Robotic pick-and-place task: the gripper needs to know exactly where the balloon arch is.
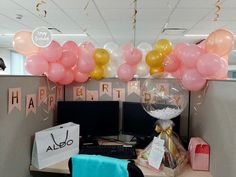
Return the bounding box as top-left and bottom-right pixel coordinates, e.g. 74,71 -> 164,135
12,28 -> 234,91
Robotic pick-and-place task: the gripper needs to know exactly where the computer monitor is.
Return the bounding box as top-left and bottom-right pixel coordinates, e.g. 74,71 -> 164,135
122,102 -> 180,137
122,102 -> 157,137
57,101 -> 120,138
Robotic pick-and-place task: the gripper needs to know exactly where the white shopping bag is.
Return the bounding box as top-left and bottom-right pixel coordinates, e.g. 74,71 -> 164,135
31,122 -> 80,169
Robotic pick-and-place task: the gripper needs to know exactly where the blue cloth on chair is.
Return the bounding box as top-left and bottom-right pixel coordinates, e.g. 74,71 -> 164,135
72,154 -> 129,177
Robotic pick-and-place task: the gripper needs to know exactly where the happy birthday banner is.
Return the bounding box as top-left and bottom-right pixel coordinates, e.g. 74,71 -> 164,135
12,27 -> 234,92
7,85 -> 63,117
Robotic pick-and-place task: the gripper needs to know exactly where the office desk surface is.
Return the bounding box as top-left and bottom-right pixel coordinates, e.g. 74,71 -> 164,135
30,159 -> 212,177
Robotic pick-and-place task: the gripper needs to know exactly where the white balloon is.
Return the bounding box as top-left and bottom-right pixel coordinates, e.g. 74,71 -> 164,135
104,42 -> 119,53
137,42 -> 152,54
110,49 -> 124,64
104,61 -> 118,77
135,62 -> 149,77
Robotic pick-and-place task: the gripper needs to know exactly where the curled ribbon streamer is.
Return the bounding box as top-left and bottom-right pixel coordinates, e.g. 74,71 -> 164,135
36,0 -> 47,17
39,77 -> 57,121
214,0 -> 221,21
192,82 -> 209,115
132,0 -> 137,46
155,123 -> 178,156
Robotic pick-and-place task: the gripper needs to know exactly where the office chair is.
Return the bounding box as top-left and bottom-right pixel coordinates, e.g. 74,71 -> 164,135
68,156 -> 144,177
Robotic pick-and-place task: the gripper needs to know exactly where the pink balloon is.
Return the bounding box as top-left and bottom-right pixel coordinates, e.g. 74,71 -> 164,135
59,69 -> 74,85
47,63 -> 65,82
164,54 -> 181,72
181,69 -> 207,91
178,44 -> 204,68
222,55 -> 228,60
206,29 -> 234,57
79,42 -> 96,58
197,40 -> 206,50
197,53 -> 224,78
62,41 -> 78,57
13,31 -> 39,56
77,57 -> 96,74
171,65 -> 185,79
59,51 -> 77,68
215,58 -> 228,79
121,43 -> 134,52
25,54 -> 48,75
124,48 -> 142,66
73,67 -> 89,83
39,40 -> 62,62
117,63 -> 135,82
173,43 -> 189,57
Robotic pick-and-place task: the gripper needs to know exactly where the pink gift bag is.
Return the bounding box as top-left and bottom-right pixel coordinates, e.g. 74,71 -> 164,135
188,137 -> 210,171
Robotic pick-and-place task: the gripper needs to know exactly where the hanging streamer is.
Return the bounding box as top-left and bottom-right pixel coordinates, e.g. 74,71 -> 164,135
132,0 -> 138,46
40,77 -> 56,121
36,0 -> 47,17
214,0 -> 221,21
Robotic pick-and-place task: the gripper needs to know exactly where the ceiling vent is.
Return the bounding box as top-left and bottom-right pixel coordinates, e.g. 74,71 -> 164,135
161,27 -> 187,35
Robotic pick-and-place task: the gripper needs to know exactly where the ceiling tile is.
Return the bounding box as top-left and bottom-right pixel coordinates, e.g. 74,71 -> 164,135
177,0 -> 215,8
222,0 -> 236,8
136,9 -> 171,21
137,0 -> 179,9
64,8 -> 101,21
94,0 -> 132,9
95,9 -> 133,20
170,8 -> 210,21
204,9 -> 236,21
167,21 -> 196,29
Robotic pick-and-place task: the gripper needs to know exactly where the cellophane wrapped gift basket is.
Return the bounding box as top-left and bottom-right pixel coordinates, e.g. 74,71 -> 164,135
139,78 -> 189,176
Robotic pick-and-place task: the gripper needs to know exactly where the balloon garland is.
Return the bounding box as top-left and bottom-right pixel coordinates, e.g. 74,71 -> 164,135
12,28 -> 234,91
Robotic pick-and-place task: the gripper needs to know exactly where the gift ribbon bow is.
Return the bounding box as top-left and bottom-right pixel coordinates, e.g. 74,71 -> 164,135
155,124 -> 178,156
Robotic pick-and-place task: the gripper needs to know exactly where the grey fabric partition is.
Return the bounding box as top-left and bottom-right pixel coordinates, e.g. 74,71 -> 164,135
0,76 -> 62,177
190,80 -> 236,177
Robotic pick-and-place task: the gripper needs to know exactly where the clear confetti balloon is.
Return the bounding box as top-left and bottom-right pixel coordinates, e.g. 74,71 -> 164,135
141,77 -> 188,120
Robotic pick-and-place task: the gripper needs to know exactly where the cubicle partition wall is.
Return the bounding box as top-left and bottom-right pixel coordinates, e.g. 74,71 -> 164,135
190,80 -> 236,177
0,76 -> 62,177
3,76 -> 235,177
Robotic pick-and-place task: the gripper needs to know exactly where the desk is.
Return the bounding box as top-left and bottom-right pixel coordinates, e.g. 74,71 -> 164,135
30,158 -> 212,177
30,140 -> 213,177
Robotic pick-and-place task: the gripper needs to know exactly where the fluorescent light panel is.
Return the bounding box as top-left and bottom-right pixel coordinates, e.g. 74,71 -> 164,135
0,33 -> 87,37
184,34 -> 208,37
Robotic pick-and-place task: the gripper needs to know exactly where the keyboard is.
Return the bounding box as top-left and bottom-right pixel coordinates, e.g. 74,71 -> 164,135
79,145 -> 137,159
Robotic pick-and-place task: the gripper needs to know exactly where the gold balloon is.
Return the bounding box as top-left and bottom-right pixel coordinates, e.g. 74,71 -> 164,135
154,39 -> 173,56
149,67 -> 164,75
102,65 -> 107,77
90,65 -> 104,80
94,48 -> 110,66
145,50 -> 165,68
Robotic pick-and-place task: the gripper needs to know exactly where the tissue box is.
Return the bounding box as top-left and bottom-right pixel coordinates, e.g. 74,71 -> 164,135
188,137 -> 210,171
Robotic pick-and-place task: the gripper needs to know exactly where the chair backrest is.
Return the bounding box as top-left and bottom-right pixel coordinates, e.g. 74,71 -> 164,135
68,157 -> 144,177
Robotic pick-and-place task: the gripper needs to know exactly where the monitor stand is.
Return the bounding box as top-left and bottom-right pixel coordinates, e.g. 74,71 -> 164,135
80,137 -> 99,146
134,136 -> 154,149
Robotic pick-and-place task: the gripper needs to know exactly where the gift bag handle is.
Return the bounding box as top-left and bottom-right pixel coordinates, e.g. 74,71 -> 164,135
50,130 -> 69,148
